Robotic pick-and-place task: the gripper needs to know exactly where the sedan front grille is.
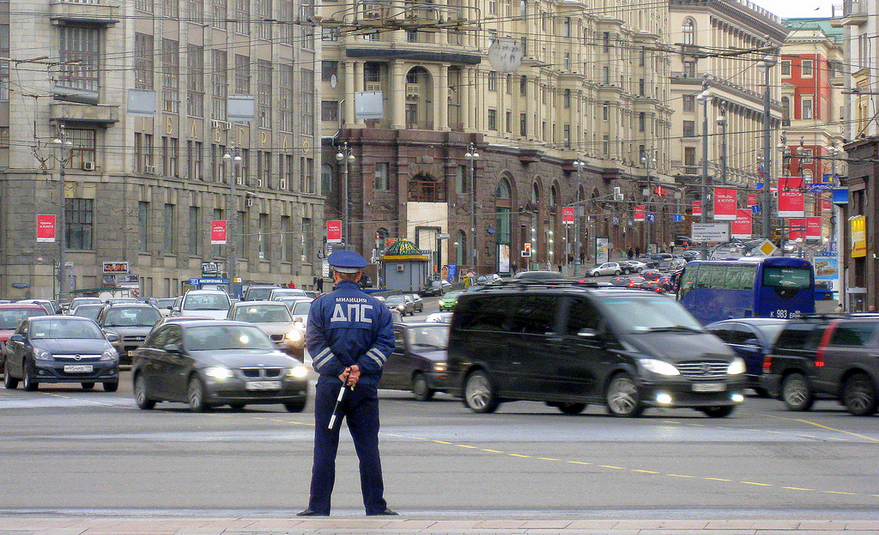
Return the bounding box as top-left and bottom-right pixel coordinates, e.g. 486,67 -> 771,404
676,361 -> 728,379
53,354 -> 102,362
240,367 -> 284,378
270,334 -> 284,342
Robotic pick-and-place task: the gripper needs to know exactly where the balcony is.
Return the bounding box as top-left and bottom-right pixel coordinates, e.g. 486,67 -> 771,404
50,0 -> 120,26
839,0 -> 867,25
50,101 -> 119,125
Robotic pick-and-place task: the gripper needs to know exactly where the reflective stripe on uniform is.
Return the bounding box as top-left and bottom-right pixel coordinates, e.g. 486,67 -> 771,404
313,347 -> 335,371
367,347 -> 386,367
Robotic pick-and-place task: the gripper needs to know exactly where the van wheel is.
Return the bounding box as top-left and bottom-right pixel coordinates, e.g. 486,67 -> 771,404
700,405 -> 735,418
558,402 -> 587,415
606,373 -> 643,417
781,372 -> 813,411
842,372 -> 878,416
412,373 -> 434,401
464,370 -> 499,413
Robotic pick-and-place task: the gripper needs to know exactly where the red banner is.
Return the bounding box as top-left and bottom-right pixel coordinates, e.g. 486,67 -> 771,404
634,205 -> 645,222
747,193 -> 757,207
731,210 -> 752,239
327,220 -> 342,243
692,201 -> 702,217
713,187 -> 737,221
778,177 -> 805,217
37,214 -> 56,243
562,206 -> 575,225
788,218 -> 806,240
807,216 -> 822,240
210,220 -> 227,245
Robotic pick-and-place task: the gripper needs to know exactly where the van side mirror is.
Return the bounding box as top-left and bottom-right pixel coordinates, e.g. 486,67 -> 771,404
9,334 -> 24,343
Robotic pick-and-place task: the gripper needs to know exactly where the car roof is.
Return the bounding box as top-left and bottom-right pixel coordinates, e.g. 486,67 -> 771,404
234,300 -> 288,306
706,318 -> 789,327
0,303 -> 47,309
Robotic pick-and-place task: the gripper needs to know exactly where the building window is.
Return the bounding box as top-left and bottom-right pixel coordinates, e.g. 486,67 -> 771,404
321,164 -> 333,194
138,202 -> 149,252
682,18 -> 695,45
256,0 -> 272,40
519,113 -> 527,136
563,52 -> 570,71
375,162 -> 390,190
322,27 -> 338,41
408,175 -> 445,202
563,89 -> 571,108
602,31 -> 610,52
58,27 -> 100,95
488,108 -> 497,131
136,0 -> 153,12
781,60 -> 791,77
602,135 -> 609,156
65,128 -> 96,169
280,216 -> 290,261
684,146 -> 697,173
683,61 -> 695,78
802,97 -> 813,120
602,102 -> 609,121
188,0 -> 204,23
66,198 -> 93,250
258,213 -> 268,259
799,148 -> 813,164
189,206 -> 200,256
505,110 -> 512,133
161,0 -> 179,18
211,0 -> 226,30
602,66 -> 610,84
638,78 -> 645,96
488,71 -> 497,91
563,124 -> 571,148
187,45 -> 204,118
321,101 -> 339,122
801,59 -> 813,77
257,60 -> 272,128
162,39 -> 179,114
234,0 -> 250,34
235,54 -> 249,94
683,120 -> 695,137
300,69 -> 315,135
211,50 -> 227,121
519,75 -> 527,96
639,47 -> 646,66
279,64 -> 293,131
781,96 -> 791,126
456,165 -> 467,194
187,140 -> 202,179
134,33 -> 154,90
683,94 -> 695,112
638,112 -> 646,132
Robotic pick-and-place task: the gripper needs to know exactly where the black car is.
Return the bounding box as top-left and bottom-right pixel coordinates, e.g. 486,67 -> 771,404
447,284 -> 747,417
96,302 -> 163,363
762,315 -> 879,415
131,319 -> 308,412
421,280 -> 451,297
379,322 -> 451,401
705,318 -> 788,396
3,315 -> 119,391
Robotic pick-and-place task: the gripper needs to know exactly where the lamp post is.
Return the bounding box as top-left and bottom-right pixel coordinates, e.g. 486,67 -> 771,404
52,126 -> 73,304
757,53 -> 776,240
696,83 -> 712,259
573,157 -> 587,276
465,143 -> 479,273
641,152 -> 655,253
335,142 -> 355,248
717,103 -> 727,185
223,148 -> 242,290
777,132 -> 790,256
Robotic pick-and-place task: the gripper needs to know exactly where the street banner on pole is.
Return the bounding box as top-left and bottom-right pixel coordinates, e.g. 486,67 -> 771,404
210,220 -> 227,245
713,187 -> 737,221
692,200 -> 702,217
788,218 -> 806,240
807,216 -> 822,241
731,210 -> 752,239
562,206 -> 574,225
778,177 -> 805,217
37,214 -> 56,243
327,220 -> 342,243
634,205 -> 645,222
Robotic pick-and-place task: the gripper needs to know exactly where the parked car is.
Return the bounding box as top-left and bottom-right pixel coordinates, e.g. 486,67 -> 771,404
705,318 -> 788,396
619,260 -> 647,274
96,302 -> 163,363
227,301 -> 305,359
173,289 -> 232,320
4,315 -> 119,392
476,274 -> 503,285
588,262 -> 622,277
762,314 -> 879,415
242,285 -> 281,301
421,279 -> 451,297
131,320 -> 308,412
0,303 -> 51,373
405,293 -> 424,313
385,294 -> 415,316
439,290 -> 464,312
288,300 -> 313,327
379,322 -> 451,401
447,285 -> 746,417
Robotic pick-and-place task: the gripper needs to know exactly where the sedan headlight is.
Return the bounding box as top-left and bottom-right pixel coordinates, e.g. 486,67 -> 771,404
100,348 -> 118,361
432,362 -> 447,373
285,329 -> 304,343
640,358 -> 680,376
33,348 -> 53,361
204,367 -> 234,380
727,357 -> 746,375
287,365 -> 308,379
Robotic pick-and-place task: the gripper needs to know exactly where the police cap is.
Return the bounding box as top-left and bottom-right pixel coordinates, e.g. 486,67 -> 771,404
328,250 -> 368,273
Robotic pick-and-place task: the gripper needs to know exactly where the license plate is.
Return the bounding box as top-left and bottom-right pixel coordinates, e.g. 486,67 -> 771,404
692,382 -> 725,393
64,365 -> 93,373
246,381 -> 282,391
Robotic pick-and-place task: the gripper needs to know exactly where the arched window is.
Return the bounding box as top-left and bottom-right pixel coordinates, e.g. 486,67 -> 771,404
550,185 -> 558,208
321,164 -> 334,193
375,227 -> 389,249
408,173 -> 445,202
496,178 -> 512,245
531,183 -> 540,204
682,18 -> 695,46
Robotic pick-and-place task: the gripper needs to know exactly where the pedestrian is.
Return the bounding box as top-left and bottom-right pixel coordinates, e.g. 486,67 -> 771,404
314,276 -> 324,293
298,250 -> 396,517
627,247 -> 634,260
635,246 -> 640,257
511,261 -> 518,276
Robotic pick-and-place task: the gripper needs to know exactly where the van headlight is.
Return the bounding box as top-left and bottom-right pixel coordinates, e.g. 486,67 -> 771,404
640,358 -> 680,376
727,357 -> 746,375
204,367 -> 234,380
287,365 -> 308,379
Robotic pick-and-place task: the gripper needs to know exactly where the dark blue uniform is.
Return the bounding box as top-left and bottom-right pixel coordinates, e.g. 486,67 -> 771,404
304,279 -> 394,515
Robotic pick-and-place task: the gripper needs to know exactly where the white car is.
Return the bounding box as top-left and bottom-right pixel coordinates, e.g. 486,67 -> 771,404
227,301 -> 305,358
173,289 -> 231,320
588,262 -> 622,277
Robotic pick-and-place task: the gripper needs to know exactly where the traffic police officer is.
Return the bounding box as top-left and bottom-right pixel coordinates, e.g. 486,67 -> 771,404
298,250 -> 397,517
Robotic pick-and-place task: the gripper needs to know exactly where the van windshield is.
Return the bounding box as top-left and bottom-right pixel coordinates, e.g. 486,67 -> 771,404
599,295 -> 704,333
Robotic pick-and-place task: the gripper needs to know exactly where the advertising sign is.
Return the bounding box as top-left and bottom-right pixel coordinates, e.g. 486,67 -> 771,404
210,220 -> 227,245
788,218 -> 806,240
102,261 -> 129,274
327,220 -> 342,243
778,177 -> 805,217
850,215 -> 867,258
713,187 -> 737,221
562,206 -> 575,225
37,215 -> 56,243
596,237 -> 610,264
747,193 -> 757,207
633,205 -> 645,222
692,200 -> 702,217
731,210 -> 752,239
806,216 -> 822,241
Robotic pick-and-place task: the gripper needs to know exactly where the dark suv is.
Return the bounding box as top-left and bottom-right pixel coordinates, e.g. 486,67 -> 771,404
762,315 -> 879,416
447,283 -> 747,418
96,303 -> 163,363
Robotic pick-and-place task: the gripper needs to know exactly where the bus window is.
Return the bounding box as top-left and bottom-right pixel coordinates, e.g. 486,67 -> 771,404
763,266 -> 811,288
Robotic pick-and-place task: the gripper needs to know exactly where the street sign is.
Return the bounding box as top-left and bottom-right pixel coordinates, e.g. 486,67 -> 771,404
102,261 -> 130,274
755,239 -> 777,257
691,223 -> 729,243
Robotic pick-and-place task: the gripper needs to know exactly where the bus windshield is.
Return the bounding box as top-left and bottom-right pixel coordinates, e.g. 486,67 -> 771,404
763,266 -> 812,288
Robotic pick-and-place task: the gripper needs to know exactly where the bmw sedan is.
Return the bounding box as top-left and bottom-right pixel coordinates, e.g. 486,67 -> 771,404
131,320 -> 308,412
4,315 -> 119,391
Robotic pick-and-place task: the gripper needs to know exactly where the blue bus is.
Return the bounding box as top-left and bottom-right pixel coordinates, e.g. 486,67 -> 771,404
677,257 -> 815,325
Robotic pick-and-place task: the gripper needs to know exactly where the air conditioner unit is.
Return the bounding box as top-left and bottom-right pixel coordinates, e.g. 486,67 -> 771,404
365,82 -> 381,92
396,264 -> 405,272
145,165 -> 156,174
82,161 -> 95,171
211,119 -> 231,131
279,178 -> 288,190
236,176 -> 244,186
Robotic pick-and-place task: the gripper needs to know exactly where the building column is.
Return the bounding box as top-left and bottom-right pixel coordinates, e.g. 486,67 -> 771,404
391,60 -> 405,130
344,61 -> 356,128
437,65 -> 449,131
467,67 -> 477,132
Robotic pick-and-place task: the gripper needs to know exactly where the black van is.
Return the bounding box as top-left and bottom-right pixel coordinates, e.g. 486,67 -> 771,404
447,284 -> 747,417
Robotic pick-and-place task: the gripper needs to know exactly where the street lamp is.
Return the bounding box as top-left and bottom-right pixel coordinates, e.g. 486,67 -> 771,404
223,148 -> 243,290
52,126 -> 73,304
716,103 -> 727,185
641,151 -> 655,253
573,157 -> 587,276
335,142 -> 355,247
777,132 -> 791,256
757,53 -> 776,240
465,142 -> 479,273
696,83 -> 712,259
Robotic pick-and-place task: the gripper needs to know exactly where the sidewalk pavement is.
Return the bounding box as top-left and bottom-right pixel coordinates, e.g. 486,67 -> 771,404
3,514 -> 879,535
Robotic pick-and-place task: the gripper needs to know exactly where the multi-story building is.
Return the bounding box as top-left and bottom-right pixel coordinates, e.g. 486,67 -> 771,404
836,0 -> 879,310
0,0 -> 322,301
668,0 -> 787,237
319,0 -> 673,276
777,19 -> 845,244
